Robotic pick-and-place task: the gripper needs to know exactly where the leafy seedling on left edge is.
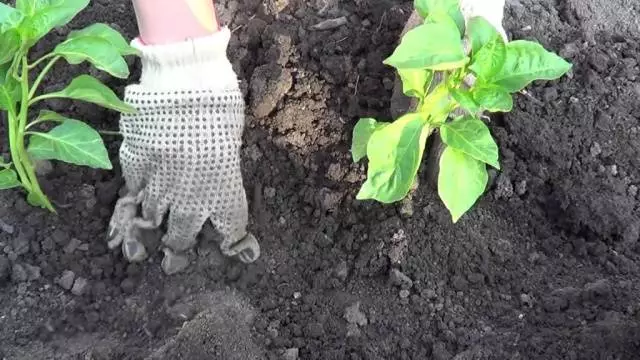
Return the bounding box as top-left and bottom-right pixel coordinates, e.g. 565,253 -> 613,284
351,0 -> 572,223
0,0 -> 139,212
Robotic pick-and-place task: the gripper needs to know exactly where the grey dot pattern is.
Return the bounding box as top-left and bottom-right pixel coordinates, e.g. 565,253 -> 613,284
119,88 -> 249,254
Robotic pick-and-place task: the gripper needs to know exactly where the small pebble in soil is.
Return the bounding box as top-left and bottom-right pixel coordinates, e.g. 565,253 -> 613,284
78,184 -> 97,210
590,142 -> 602,157
388,230 -> 408,265
399,289 -> 410,298
13,228 -> 34,256
51,229 -> 69,245
432,341 -> 452,360
7,251 -> 17,262
494,174 -> 514,199
515,180 -> 528,196
451,275 -> 469,291
11,263 -> 27,283
71,277 -> 89,296
422,289 -> 437,300
346,323 -> 361,338
333,261 -> 348,281
64,238 -> 82,254
311,17 -> 347,31
0,218 -> 14,234
24,264 -> 41,281
264,187 -> 276,198
41,237 -> 54,252
390,268 -> 413,290
58,270 -> 75,290
283,348 -> 299,360
520,293 -> 534,307
344,302 -> 368,326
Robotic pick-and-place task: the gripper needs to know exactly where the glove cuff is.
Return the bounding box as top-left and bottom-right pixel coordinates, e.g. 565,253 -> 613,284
130,27 -> 239,91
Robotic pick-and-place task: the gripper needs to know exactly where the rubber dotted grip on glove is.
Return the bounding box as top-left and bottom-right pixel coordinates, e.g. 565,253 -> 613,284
119,87 -> 250,256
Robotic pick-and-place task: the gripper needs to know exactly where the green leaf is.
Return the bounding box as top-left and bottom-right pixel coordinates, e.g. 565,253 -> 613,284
0,81 -> 20,112
469,33 -> 506,80
384,21 -> 466,70
356,113 -> 430,203
15,0 -> 35,13
352,118 -> 389,162
414,0 -> 465,35
27,118 -> 112,169
18,0 -> 90,46
440,116 -> 500,169
66,23 -> 139,56
35,109 -> 66,123
472,84 -> 513,112
438,146 -> 488,222
0,169 -> 21,190
0,29 -> 21,65
46,75 -> 136,113
0,3 -> 24,33
467,16 -> 499,54
491,40 -> 572,92
54,36 -> 129,78
398,68 -> 432,99
0,63 -> 20,111
449,86 -> 479,113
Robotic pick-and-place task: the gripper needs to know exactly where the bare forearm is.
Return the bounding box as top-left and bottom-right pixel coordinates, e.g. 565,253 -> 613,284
131,0 -> 220,45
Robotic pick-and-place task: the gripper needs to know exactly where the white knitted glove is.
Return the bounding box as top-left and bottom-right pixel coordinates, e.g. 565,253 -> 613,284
106,28 -> 260,274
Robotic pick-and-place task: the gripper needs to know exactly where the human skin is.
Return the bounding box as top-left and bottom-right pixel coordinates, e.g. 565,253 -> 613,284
131,0 -> 220,45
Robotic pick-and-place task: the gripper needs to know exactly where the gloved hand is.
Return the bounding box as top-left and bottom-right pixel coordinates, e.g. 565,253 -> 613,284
107,27 -> 260,274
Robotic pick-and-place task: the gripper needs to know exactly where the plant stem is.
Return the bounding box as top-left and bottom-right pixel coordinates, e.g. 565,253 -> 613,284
7,112 -> 31,192
28,53 -> 56,70
25,118 -> 53,131
16,55 -> 54,212
28,55 -> 60,100
28,93 -> 56,106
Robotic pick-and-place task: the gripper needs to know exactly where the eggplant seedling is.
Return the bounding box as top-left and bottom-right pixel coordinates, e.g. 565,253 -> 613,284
352,0 -> 572,222
0,0 -> 138,211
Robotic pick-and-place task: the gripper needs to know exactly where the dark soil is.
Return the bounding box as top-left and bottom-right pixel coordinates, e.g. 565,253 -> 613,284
2,0 -> 640,359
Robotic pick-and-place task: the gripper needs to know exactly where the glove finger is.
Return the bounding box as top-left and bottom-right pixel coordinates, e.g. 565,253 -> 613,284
210,182 -> 261,262
229,233 -> 260,263
107,192 -> 142,248
162,206 -> 209,252
141,192 -> 169,229
160,248 -> 190,275
122,235 -> 148,262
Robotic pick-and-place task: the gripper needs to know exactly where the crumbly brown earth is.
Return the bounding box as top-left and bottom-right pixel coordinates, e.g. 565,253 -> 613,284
1,0 -> 639,359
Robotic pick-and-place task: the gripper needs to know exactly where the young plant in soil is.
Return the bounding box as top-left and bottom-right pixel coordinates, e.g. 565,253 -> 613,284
352,0 -> 572,222
0,0 -> 138,212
